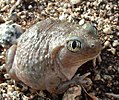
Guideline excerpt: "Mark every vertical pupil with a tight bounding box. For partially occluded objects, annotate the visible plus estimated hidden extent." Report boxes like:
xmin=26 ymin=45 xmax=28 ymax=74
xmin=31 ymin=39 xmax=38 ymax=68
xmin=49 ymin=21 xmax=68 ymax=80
xmin=72 ymin=41 xmax=77 ymax=49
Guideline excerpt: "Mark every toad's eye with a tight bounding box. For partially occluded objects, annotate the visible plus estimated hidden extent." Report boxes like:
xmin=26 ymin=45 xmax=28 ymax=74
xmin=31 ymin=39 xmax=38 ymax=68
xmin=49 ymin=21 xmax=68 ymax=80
xmin=67 ymin=40 xmax=81 ymax=52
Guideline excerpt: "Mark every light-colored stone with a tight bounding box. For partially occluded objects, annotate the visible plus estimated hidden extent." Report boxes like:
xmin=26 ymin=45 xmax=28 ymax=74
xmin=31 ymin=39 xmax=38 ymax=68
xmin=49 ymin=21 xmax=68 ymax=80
xmin=1 ymin=5 xmax=9 ymax=12
xmin=103 ymin=26 xmax=112 ymax=34
xmin=94 ymin=73 xmax=101 ymax=81
xmin=4 ymin=74 xmax=11 ymax=79
xmin=116 ymin=32 xmax=119 ymax=36
xmin=107 ymin=47 xmax=116 ymax=55
xmin=112 ymin=40 xmax=119 ymax=47
xmin=59 ymin=12 xmax=67 ymax=20
xmin=104 ymin=40 xmax=111 ymax=47
xmin=79 ymin=19 xmax=85 ymax=25
xmin=70 ymin=0 xmax=82 ymax=5
xmin=28 ymin=5 xmax=32 ymax=9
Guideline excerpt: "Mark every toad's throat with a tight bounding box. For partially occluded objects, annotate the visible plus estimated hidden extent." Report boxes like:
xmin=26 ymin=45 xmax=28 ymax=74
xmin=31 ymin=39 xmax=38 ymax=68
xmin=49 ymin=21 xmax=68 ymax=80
xmin=54 ymin=47 xmax=100 ymax=80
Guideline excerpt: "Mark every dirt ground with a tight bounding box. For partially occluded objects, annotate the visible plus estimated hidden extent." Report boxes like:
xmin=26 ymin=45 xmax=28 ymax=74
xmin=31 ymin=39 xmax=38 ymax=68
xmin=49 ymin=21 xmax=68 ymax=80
xmin=0 ymin=0 xmax=119 ymax=100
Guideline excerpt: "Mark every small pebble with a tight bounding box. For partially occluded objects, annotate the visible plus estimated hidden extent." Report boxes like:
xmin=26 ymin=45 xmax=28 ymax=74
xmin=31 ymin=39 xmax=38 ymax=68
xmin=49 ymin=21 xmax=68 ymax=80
xmin=0 ymin=14 xmax=5 ymax=23
xmin=22 ymin=21 xmax=27 ymax=26
xmin=20 ymin=15 xmax=26 ymax=19
xmin=28 ymin=5 xmax=32 ymax=9
xmin=2 ymin=93 xmax=8 ymax=98
xmin=7 ymin=86 xmax=14 ymax=92
xmin=70 ymin=0 xmax=82 ymax=5
xmin=107 ymin=47 xmax=116 ymax=55
xmin=112 ymin=40 xmax=119 ymax=47
xmin=109 ymin=35 xmax=113 ymax=39
xmin=4 ymin=74 xmax=11 ymax=79
xmin=94 ymin=73 xmax=101 ymax=81
xmin=1 ymin=5 xmax=9 ymax=12
xmin=57 ymin=7 xmax=63 ymax=12
xmin=103 ymin=75 xmax=112 ymax=81
xmin=0 ymin=83 xmax=8 ymax=88
xmin=104 ymin=36 xmax=109 ymax=40
xmin=108 ymin=66 xmax=113 ymax=71
xmin=11 ymin=0 xmax=15 ymax=4
xmin=116 ymin=32 xmax=119 ymax=36
xmin=117 ymin=67 xmax=119 ymax=73
xmin=63 ymin=3 xmax=68 ymax=9
xmin=79 ymin=19 xmax=85 ymax=25
xmin=68 ymin=15 xmax=73 ymax=22
xmin=104 ymin=40 xmax=111 ymax=47
xmin=0 ymin=64 xmax=5 ymax=71
xmin=59 ymin=12 xmax=67 ymax=20
xmin=103 ymin=27 xmax=112 ymax=34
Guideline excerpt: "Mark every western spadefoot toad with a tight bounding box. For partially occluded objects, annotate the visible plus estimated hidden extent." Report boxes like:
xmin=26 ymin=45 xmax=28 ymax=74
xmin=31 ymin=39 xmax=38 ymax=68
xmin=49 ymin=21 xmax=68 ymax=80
xmin=5 ymin=18 xmax=102 ymax=95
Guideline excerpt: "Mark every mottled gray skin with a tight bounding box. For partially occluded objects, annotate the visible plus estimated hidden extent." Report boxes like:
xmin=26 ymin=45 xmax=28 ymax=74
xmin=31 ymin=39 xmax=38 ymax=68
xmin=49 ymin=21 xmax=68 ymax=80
xmin=6 ymin=18 xmax=102 ymax=94
xmin=0 ymin=22 xmax=23 ymax=48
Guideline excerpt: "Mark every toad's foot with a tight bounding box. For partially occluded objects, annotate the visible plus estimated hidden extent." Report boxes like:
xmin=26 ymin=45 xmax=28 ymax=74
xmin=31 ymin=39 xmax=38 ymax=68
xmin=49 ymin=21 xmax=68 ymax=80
xmin=62 ymin=76 xmax=98 ymax=100
xmin=72 ymin=72 xmax=91 ymax=85
xmin=92 ymin=54 xmax=102 ymax=67
xmin=56 ymin=72 xmax=91 ymax=94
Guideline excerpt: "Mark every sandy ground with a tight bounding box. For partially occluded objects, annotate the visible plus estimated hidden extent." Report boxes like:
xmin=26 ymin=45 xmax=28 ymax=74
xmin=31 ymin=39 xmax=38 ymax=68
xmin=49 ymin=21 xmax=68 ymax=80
xmin=0 ymin=0 xmax=119 ymax=99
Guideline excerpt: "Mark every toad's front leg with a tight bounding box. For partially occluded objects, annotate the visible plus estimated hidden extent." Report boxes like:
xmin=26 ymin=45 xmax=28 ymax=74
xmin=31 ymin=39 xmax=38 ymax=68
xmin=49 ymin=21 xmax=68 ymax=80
xmin=6 ymin=44 xmax=29 ymax=90
xmin=56 ymin=72 xmax=91 ymax=94
xmin=5 ymin=44 xmax=18 ymax=80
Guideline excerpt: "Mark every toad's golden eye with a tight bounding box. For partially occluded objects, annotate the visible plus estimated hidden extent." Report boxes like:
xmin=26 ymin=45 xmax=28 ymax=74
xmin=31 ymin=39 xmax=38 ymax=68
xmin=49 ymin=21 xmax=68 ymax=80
xmin=67 ymin=40 xmax=81 ymax=52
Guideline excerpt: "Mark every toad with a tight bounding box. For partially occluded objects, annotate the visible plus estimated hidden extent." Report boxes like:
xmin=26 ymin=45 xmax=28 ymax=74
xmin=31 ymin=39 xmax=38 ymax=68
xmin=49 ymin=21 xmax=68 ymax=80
xmin=5 ymin=18 xmax=102 ymax=96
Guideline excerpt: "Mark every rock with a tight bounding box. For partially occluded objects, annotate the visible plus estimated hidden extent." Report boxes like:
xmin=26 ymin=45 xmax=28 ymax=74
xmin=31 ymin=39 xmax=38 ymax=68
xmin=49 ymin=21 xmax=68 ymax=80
xmin=4 ymin=74 xmax=11 ymax=79
xmin=0 ymin=14 xmax=5 ymax=23
xmin=107 ymin=47 xmax=116 ymax=55
xmin=103 ymin=75 xmax=112 ymax=81
xmin=62 ymin=85 xmax=81 ymax=100
xmin=104 ymin=40 xmax=111 ymax=47
xmin=116 ymin=32 xmax=119 ymax=36
xmin=79 ymin=19 xmax=85 ymax=25
xmin=112 ymin=40 xmax=119 ymax=47
xmin=70 ymin=0 xmax=82 ymax=5
xmin=11 ymin=0 xmax=16 ymax=4
xmin=0 ymin=83 xmax=8 ymax=88
xmin=103 ymin=26 xmax=112 ymax=34
xmin=94 ymin=73 xmax=101 ymax=81
xmin=1 ymin=5 xmax=9 ymax=12
xmin=63 ymin=3 xmax=68 ymax=9
xmin=7 ymin=85 xmax=14 ymax=92
xmin=59 ymin=12 xmax=67 ymax=20
xmin=28 ymin=5 xmax=32 ymax=9
xmin=68 ymin=15 xmax=73 ymax=22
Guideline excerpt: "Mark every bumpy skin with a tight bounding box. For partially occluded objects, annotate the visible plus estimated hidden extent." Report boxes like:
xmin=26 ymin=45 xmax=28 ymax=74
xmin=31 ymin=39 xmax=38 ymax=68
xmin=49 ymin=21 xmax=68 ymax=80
xmin=6 ymin=18 xmax=102 ymax=94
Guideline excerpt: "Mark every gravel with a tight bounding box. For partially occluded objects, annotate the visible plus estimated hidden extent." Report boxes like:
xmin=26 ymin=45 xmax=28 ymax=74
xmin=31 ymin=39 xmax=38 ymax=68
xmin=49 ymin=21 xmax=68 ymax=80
xmin=0 ymin=0 xmax=119 ymax=99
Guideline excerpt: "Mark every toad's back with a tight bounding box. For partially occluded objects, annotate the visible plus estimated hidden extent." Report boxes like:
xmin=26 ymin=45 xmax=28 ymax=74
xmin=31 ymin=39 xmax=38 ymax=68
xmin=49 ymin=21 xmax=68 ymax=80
xmin=17 ymin=18 xmax=79 ymax=67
